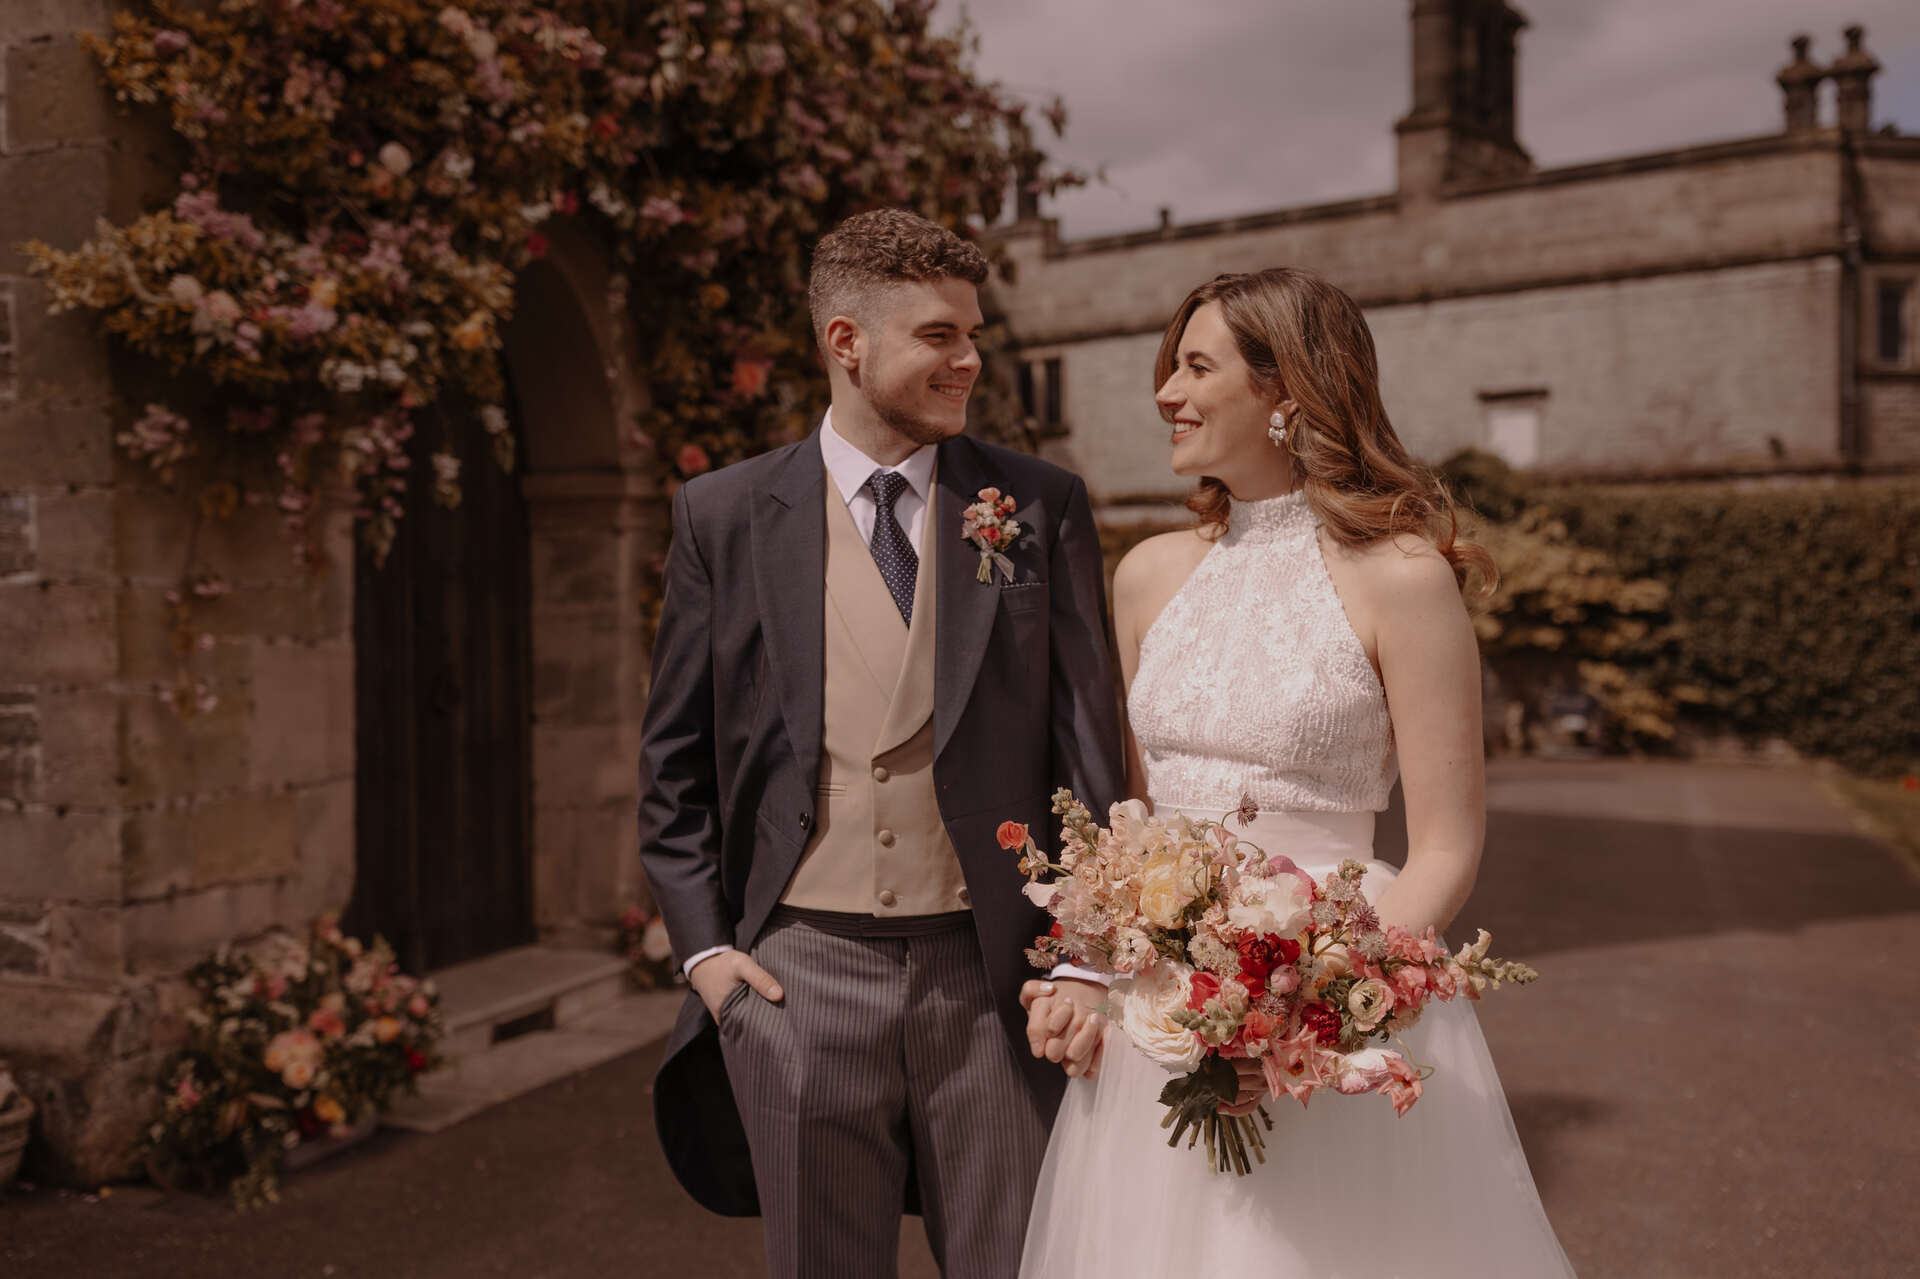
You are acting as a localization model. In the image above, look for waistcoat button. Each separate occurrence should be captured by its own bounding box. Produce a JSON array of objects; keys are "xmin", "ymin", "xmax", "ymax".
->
[
  {"xmin": 872, "ymin": 765, "xmax": 889, "ymax": 782},
  {"xmin": 876, "ymin": 828, "xmax": 895, "ymax": 847},
  {"xmin": 878, "ymin": 889, "xmax": 898, "ymax": 908}
]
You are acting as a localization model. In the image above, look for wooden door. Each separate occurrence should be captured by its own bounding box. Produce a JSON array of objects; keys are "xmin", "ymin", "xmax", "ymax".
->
[{"xmin": 345, "ymin": 417, "xmax": 534, "ymax": 974}]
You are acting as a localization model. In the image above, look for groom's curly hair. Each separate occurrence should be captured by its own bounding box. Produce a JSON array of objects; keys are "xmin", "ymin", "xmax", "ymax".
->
[{"xmin": 808, "ymin": 208, "xmax": 989, "ymax": 345}]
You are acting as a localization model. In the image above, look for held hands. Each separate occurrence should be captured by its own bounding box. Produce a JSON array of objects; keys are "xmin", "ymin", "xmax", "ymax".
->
[
  {"xmin": 1019, "ymin": 979, "xmax": 1107, "ymax": 1080},
  {"xmin": 688, "ymin": 949, "xmax": 784, "ymax": 1019}
]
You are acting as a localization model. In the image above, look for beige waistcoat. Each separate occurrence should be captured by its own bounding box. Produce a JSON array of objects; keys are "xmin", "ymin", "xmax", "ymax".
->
[{"xmin": 780, "ymin": 471, "xmax": 970, "ymax": 916}]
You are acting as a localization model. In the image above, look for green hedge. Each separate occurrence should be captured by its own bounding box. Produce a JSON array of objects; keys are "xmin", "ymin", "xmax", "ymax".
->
[{"xmin": 1530, "ymin": 475, "xmax": 1920, "ymax": 775}]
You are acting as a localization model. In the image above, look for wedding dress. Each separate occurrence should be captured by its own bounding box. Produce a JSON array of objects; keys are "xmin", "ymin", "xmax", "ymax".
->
[{"xmin": 1019, "ymin": 491, "xmax": 1576, "ymax": 1277}]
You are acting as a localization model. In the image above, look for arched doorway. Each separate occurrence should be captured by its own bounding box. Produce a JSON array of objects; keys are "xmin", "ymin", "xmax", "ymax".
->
[
  {"xmin": 345, "ymin": 392, "xmax": 535, "ymax": 974},
  {"xmin": 345, "ymin": 219, "xmax": 663, "ymax": 974}
]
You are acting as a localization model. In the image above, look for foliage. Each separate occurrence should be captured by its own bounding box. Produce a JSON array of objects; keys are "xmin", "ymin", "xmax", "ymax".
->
[
  {"xmin": 1539, "ymin": 475, "xmax": 1920, "ymax": 775},
  {"xmin": 1441, "ymin": 450, "xmax": 1920, "ymax": 772},
  {"xmin": 142, "ymin": 918, "xmax": 444, "ymax": 1208},
  {"xmin": 1466, "ymin": 501, "xmax": 1694, "ymax": 750},
  {"xmin": 25, "ymin": 0, "xmax": 1071, "ymax": 710}
]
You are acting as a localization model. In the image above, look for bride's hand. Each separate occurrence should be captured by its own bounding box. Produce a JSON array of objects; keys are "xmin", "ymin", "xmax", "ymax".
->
[{"xmin": 1216, "ymin": 1057, "xmax": 1266, "ymax": 1116}]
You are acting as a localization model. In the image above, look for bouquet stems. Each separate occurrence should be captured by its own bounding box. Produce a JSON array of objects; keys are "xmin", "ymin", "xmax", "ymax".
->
[{"xmin": 1160, "ymin": 1103, "xmax": 1273, "ymax": 1176}]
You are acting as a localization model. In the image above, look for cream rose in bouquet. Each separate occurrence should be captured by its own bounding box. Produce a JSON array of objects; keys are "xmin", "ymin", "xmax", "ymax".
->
[{"xmin": 1005, "ymin": 790, "xmax": 1539, "ymax": 1175}]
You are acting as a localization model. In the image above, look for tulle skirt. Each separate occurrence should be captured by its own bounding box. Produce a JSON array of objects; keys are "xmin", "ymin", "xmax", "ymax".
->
[{"xmin": 1018, "ymin": 808, "xmax": 1576, "ymax": 1278}]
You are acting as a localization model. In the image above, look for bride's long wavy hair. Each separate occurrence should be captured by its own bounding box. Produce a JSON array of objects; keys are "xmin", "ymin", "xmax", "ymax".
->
[{"xmin": 1156, "ymin": 268, "xmax": 1495, "ymax": 599}]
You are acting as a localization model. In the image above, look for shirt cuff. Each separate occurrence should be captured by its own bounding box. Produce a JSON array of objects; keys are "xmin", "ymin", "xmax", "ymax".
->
[
  {"xmin": 1047, "ymin": 963, "xmax": 1111, "ymax": 986},
  {"xmin": 682, "ymin": 943, "xmax": 735, "ymax": 977}
]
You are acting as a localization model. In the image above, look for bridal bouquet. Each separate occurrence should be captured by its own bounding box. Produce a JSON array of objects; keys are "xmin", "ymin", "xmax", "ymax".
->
[{"xmin": 1004, "ymin": 790, "xmax": 1538, "ymax": 1175}]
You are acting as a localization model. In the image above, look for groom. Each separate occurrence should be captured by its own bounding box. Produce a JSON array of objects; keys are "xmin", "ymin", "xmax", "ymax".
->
[{"xmin": 638, "ymin": 207, "xmax": 1126, "ymax": 1275}]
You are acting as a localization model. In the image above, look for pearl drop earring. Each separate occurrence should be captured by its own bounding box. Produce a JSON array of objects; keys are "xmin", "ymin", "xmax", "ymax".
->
[{"xmin": 1267, "ymin": 410, "xmax": 1289, "ymax": 447}]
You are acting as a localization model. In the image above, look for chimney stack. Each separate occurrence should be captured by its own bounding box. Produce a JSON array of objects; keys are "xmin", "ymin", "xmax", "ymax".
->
[
  {"xmin": 1830, "ymin": 25, "xmax": 1880, "ymax": 135},
  {"xmin": 1394, "ymin": 0, "xmax": 1534, "ymax": 196},
  {"xmin": 1775, "ymin": 35, "xmax": 1823, "ymax": 134}
]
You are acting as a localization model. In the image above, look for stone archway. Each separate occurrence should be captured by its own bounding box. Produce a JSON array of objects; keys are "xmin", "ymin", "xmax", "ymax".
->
[{"xmin": 503, "ymin": 218, "xmax": 666, "ymax": 948}]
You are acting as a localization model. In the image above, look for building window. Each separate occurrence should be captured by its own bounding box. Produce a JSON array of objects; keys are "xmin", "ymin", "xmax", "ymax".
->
[
  {"xmin": 1878, "ymin": 280, "xmax": 1910, "ymax": 366},
  {"xmin": 1018, "ymin": 356, "xmax": 1067, "ymax": 437},
  {"xmin": 1479, "ymin": 388, "xmax": 1547, "ymax": 469}
]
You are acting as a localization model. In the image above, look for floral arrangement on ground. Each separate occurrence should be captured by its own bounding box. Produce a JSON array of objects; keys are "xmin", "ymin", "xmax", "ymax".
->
[
  {"xmin": 143, "ymin": 917, "xmax": 444, "ymax": 1208},
  {"xmin": 617, "ymin": 902, "xmax": 679, "ymax": 990}
]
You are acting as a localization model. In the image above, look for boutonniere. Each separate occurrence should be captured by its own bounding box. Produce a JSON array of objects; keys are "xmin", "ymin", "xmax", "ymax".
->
[{"xmin": 961, "ymin": 487, "xmax": 1021, "ymax": 584}]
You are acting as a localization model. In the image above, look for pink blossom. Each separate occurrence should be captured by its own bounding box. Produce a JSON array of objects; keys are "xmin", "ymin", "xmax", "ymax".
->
[
  {"xmin": 676, "ymin": 442, "xmax": 711, "ymax": 476},
  {"xmin": 1327, "ymin": 1046, "xmax": 1399, "ymax": 1096},
  {"xmin": 152, "ymin": 29, "xmax": 190, "ymax": 55},
  {"xmin": 174, "ymin": 1076, "xmax": 201, "ymax": 1109},
  {"xmin": 1262, "ymin": 1024, "xmax": 1327, "ymax": 1108},
  {"xmin": 640, "ymin": 196, "xmax": 687, "ymax": 225},
  {"xmin": 730, "ymin": 357, "xmax": 772, "ymax": 398},
  {"xmin": 1384, "ymin": 1053, "xmax": 1424, "ymax": 1116}
]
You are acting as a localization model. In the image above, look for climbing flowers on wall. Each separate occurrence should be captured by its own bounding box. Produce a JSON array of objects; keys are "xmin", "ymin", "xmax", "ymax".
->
[{"xmin": 26, "ymin": 0, "xmax": 1073, "ymax": 713}]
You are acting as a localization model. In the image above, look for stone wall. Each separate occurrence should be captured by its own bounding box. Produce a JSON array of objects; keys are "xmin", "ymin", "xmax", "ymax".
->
[{"xmin": 0, "ymin": 1, "xmax": 357, "ymax": 1185}]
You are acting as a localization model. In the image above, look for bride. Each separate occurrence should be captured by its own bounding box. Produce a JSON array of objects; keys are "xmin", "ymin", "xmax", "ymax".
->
[{"xmin": 1017, "ymin": 268, "xmax": 1576, "ymax": 1276}]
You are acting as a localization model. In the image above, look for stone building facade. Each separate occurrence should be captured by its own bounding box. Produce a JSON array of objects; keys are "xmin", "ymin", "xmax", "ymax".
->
[
  {"xmin": 990, "ymin": 4, "xmax": 1920, "ymax": 521},
  {"xmin": 1, "ymin": 2, "xmax": 665, "ymax": 1183}
]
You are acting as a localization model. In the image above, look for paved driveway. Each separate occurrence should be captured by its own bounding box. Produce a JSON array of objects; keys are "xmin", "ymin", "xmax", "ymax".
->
[{"xmin": 5, "ymin": 760, "xmax": 1916, "ymax": 1278}]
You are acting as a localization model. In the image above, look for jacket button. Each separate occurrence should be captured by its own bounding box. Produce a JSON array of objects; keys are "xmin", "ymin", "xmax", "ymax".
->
[
  {"xmin": 957, "ymin": 887, "xmax": 971, "ymax": 906},
  {"xmin": 872, "ymin": 765, "xmax": 889, "ymax": 783},
  {"xmin": 878, "ymin": 889, "xmax": 898, "ymax": 908},
  {"xmin": 798, "ymin": 813, "xmax": 811, "ymax": 830},
  {"xmin": 876, "ymin": 828, "xmax": 895, "ymax": 847}
]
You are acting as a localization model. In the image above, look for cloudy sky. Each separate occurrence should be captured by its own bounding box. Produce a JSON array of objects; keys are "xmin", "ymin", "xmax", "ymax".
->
[{"xmin": 938, "ymin": 0, "xmax": 1920, "ymax": 240}]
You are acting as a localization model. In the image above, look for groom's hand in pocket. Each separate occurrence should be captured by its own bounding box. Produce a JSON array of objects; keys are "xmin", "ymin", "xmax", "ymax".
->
[
  {"xmin": 688, "ymin": 950, "xmax": 784, "ymax": 1020},
  {"xmin": 1020, "ymin": 979, "xmax": 1107, "ymax": 1080}
]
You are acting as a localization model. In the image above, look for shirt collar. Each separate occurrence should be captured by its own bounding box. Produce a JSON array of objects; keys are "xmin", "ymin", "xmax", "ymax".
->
[{"xmin": 819, "ymin": 408, "xmax": 937, "ymax": 507}]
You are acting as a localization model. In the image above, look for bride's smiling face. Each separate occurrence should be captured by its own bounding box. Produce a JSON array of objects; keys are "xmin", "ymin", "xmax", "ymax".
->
[{"xmin": 1154, "ymin": 302, "xmax": 1285, "ymax": 491}]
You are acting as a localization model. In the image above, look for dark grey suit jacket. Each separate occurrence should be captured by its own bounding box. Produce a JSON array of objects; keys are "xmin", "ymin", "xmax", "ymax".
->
[{"xmin": 637, "ymin": 428, "xmax": 1125, "ymax": 1217}]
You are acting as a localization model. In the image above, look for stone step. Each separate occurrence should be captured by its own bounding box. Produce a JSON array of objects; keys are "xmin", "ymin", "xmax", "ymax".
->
[
  {"xmin": 429, "ymin": 945, "xmax": 634, "ymax": 1060},
  {"xmin": 383, "ymin": 988, "xmax": 685, "ymax": 1134}
]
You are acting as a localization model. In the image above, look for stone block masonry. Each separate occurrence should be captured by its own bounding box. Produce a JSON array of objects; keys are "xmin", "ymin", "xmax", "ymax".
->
[{"xmin": 0, "ymin": 3, "xmax": 359, "ymax": 1187}]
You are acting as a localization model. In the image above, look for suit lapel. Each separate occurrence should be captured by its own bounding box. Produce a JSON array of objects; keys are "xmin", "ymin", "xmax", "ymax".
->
[
  {"xmin": 752, "ymin": 434, "xmax": 826, "ymax": 788},
  {"xmin": 933, "ymin": 436, "xmax": 1001, "ymax": 760}
]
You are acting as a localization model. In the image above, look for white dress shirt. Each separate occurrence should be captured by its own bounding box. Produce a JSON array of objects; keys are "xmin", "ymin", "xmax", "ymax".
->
[{"xmin": 818, "ymin": 407, "xmax": 935, "ymax": 555}]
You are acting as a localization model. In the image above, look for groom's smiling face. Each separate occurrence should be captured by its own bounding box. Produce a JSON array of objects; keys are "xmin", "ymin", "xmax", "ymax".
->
[{"xmin": 851, "ymin": 276, "xmax": 984, "ymax": 447}]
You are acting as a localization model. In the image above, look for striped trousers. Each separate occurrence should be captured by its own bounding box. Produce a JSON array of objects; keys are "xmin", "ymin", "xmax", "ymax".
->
[{"xmin": 716, "ymin": 908, "xmax": 1050, "ymax": 1278}]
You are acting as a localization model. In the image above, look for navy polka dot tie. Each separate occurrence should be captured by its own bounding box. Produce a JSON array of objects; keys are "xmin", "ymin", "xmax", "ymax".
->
[{"xmin": 865, "ymin": 469, "xmax": 917, "ymax": 626}]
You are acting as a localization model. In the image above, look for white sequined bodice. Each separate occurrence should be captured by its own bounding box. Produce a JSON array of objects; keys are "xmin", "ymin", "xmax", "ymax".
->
[{"xmin": 1128, "ymin": 491, "xmax": 1396, "ymax": 814}]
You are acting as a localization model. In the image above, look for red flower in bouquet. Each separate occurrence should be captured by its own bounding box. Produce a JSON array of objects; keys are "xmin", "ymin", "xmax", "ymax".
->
[{"xmin": 1300, "ymin": 1002, "xmax": 1343, "ymax": 1046}]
